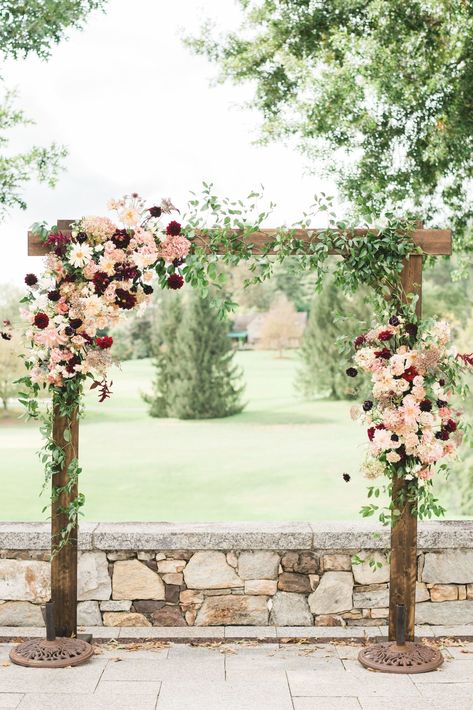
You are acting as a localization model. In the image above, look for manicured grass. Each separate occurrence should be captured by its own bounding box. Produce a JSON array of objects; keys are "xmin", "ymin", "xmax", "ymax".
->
[{"xmin": 1, "ymin": 351, "xmax": 375, "ymax": 521}]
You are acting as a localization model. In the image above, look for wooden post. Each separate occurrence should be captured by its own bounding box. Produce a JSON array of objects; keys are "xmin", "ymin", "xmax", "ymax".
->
[
  {"xmin": 388, "ymin": 253, "xmax": 423, "ymax": 642},
  {"xmin": 51, "ymin": 402, "xmax": 79, "ymax": 637}
]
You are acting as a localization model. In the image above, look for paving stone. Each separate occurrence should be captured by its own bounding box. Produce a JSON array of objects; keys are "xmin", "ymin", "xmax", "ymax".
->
[
  {"xmin": 16, "ymin": 694, "xmax": 157, "ymax": 710},
  {"xmin": 237, "ymin": 551, "xmax": 280, "ymax": 581},
  {"xmin": 270, "ymin": 592, "xmax": 313, "ymax": 626},
  {"xmin": 77, "ymin": 552, "xmax": 111, "ymax": 601},
  {"xmin": 294, "ymin": 700, "xmax": 361, "ymax": 710},
  {"xmin": 184, "ymin": 552, "xmax": 242, "ymax": 589},
  {"xmin": 0, "ymin": 659, "xmax": 107, "ymax": 693},
  {"xmin": 95, "ymin": 680, "xmax": 162, "ymax": 695},
  {"xmin": 155, "ymin": 677, "xmax": 293, "ymax": 710},
  {"xmin": 224, "ymin": 626, "xmax": 277, "ymax": 639},
  {"xmin": 117, "ymin": 626, "xmax": 224, "ymax": 638},
  {"xmin": 101, "ymin": 656, "xmax": 224, "ymax": 682},
  {"xmin": 287, "ymin": 668, "xmax": 421, "ymax": 697},
  {"xmin": 0, "ymin": 694, "xmax": 23, "ymax": 709}
]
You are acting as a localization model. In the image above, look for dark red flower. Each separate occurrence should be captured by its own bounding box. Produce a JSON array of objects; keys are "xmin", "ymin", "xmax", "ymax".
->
[
  {"xmin": 342, "ymin": 473, "xmax": 351, "ymax": 482},
  {"xmin": 401, "ymin": 366, "xmax": 418, "ymax": 382},
  {"xmin": 115, "ymin": 288, "xmax": 137, "ymax": 309},
  {"xmin": 65, "ymin": 326, "xmax": 74, "ymax": 336},
  {"xmin": 389, "ymin": 316, "xmax": 400, "ymax": 326},
  {"xmin": 436, "ymin": 430, "xmax": 449, "ymax": 441},
  {"xmin": 420, "ymin": 399, "xmax": 432, "ymax": 412},
  {"xmin": 354, "ymin": 334, "xmax": 366, "ymax": 347},
  {"xmin": 374, "ymin": 348, "xmax": 391, "ymax": 360},
  {"xmin": 142, "ymin": 284, "xmax": 154, "ymax": 295},
  {"xmin": 34, "ymin": 312, "xmax": 49, "ymax": 329},
  {"xmin": 149, "ymin": 206, "xmax": 162, "ymax": 218},
  {"xmin": 114, "ymin": 262, "xmax": 139, "ymax": 281},
  {"xmin": 1, "ymin": 332, "xmax": 11, "ymax": 341},
  {"xmin": 166, "ymin": 220, "xmax": 181, "ymax": 236},
  {"xmin": 367, "ymin": 427, "xmax": 375, "ymax": 441},
  {"xmin": 378, "ymin": 330, "xmax": 393, "ymax": 341},
  {"xmin": 167, "ymin": 273, "xmax": 184, "ymax": 290},
  {"xmin": 93, "ymin": 271, "xmax": 111, "ymax": 295},
  {"xmin": 437, "ymin": 399, "xmax": 448, "ymax": 408},
  {"xmin": 25, "ymin": 273, "xmax": 38, "ymax": 286},
  {"xmin": 445, "ymin": 419, "xmax": 457, "ymax": 433},
  {"xmin": 69, "ymin": 318, "xmax": 83, "ymax": 330},
  {"xmin": 363, "ymin": 400, "xmax": 373, "ymax": 411},
  {"xmin": 46, "ymin": 231, "xmax": 71, "ymax": 251},
  {"xmin": 405, "ymin": 323, "xmax": 418, "ymax": 339},
  {"xmin": 76, "ymin": 232, "xmax": 88, "ymax": 244},
  {"xmin": 96, "ymin": 335, "xmax": 113, "ymax": 349},
  {"xmin": 47, "ymin": 290, "xmax": 60, "ymax": 302},
  {"xmin": 111, "ymin": 229, "xmax": 131, "ymax": 249}
]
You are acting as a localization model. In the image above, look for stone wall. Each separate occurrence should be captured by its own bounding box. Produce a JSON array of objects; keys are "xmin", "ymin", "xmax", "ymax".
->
[{"xmin": 1, "ymin": 521, "xmax": 473, "ymax": 627}]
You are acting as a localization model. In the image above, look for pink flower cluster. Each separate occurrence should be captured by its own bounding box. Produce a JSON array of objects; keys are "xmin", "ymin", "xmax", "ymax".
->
[
  {"xmin": 23, "ymin": 195, "xmax": 190, "ymax": 394},
  {"xmin": 349, "ymin": 317, "xmax": 463, "ymax": 486}
]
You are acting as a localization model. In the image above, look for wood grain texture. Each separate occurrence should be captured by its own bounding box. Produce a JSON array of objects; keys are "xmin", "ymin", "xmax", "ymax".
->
[
  {"xmin": 28, "ymin": 226, "xmax": 452, "ymax": 256},
  {"xmin": 388, "ymin": 253, "xmax": 423, "ymax": 642},
  {"xmin": 51, "ymin": 404, "xmax": 79, "ymax": 638}
]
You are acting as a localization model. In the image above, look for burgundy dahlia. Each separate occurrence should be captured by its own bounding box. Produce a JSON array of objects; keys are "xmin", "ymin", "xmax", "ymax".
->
[
  {"xmin": 25, "ymin": 273, "xmax": 38, "ymax": 286},
  {"xmin": 111, "ymin": 229, "xmax": 131, "ymax": 249},
  {"xmin": 420, "ymin": 399, "xmax": 432, "ymax": 412},
  {"xmin": 378, "ymin": 330, "xmax": 393, "ymax": 341},
  {"xmin": 69, "ymin": 318, "xmax": 83, "ymax": 330},
  {"xmin": 34, "ymin": 312, "xmax": 49, "ymax": 329},
  {"xmin": 401, "ymin": 366, "xmax": 418, "ymax": 382},
  {"xmin": 114, "ymin": 262, "xmax": 139, "ymax": 281},
  {"xmin": 437, "ymin": 399, "xmax": 448, "ymax": 408},
  {"xmin": 149, "ymin": 206, "xmax": 162, "ymax": 218},
  {"xmin": 47, "ymin": 290, "xmax": 60, "ymax": 302},
  {"xmin": 405, "ymin": 323, "xmax": 418, "ymax": 339},
  {"xmin": 354, "ymin": 334, "xmax": 366, "ymax": 348},
  {"xmin": 96, "ymin": 335, "xmax": 113, "ymax": 349},
  {"xmin": 93, "ymin": 271, "xmax": 111, "ymax": 295},
  {"xmin": 167, "ymin": 273, "xmax": 184, "ymax": 290},
  {"xmin": 64, "ymin": 326, "xmax": 74, "ymax": 336},
  {"xmin": 435, "ymin": 430, "xmax": 449, "ymax": 441},
  {"xmin": 445, "ymin": 419, "xmax": 457, "ymax": 433},
  {"xmin": 367, "ymin": 427, "xmax": 375, "ymax": 441},
  {"xmin": 142, "ymin": 284, "xmax": 154, "ymax": 295},
  {"xmin": 76, "ymin": 232, "xmax": 88, "ymax": 244},
  {"xmin": 115, "ymin": 288, "xmax": 137, "ymax": 309},
  {"xmin": 389, "ymin": 316, "xmax": 400, "ymax": 326},
  {"xmin": 363, "ymin": 400, "xmax": 373, "ymax": 412},
  {"xmin": 166, "ymin": 220, "xmax": 181, "ymax": 236},
  {"xmin": 345, "ymin": 367, "xmax": 358, "ymax": 378},
  {"xmin": 374, "ymin": 348, "xmax": 391, "ymax": 360}
]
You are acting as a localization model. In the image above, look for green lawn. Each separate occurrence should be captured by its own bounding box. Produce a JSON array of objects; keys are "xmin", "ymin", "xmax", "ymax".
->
[{"xmin": 1, "ymin": 351, "xmax": 379, "ymax": 521}]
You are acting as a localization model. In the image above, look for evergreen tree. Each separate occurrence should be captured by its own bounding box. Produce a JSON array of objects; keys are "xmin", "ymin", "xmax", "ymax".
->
[
  {"xmin": 169, "ymin": 294, "xmax": 244, "ymax": 419},
  {"xmin": 143, "ymin": 295, "xmax": 183, "ymax": 418},
  {"xmin": 296, "ymin": 280, "xmax": 370, "ymax": 400}
]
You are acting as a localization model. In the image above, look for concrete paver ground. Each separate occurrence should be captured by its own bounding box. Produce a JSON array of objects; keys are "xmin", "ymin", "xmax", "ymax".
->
[{"xmin": 1, "ymin": 634, "xmax": 473, "ymax": 709}]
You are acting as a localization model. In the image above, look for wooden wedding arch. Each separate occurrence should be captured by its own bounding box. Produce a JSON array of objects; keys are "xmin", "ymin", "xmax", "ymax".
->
[{"xmin": 25, "ymin": 220, "xmax": 452, "ymax": 669}]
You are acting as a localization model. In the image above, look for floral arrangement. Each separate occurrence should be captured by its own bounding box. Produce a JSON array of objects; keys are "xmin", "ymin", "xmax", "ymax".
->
[
  {"xmin": 21, "ymin": 194, "xmax": 190, "ymax": 398},
  {"xmin": 347, "ymin": 315, "xmax": 470, "ymax": 521}
]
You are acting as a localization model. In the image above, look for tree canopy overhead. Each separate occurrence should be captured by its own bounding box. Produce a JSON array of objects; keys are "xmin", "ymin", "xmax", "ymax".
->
[{"xmin": 187, "ymin": 1, "xmax": 473, "ymax": 249}]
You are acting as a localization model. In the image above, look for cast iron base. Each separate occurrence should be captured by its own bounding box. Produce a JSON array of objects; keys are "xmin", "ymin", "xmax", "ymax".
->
[
  {"xmin": 358, "ymin": 641, "xmax": 443, "ymax": 674},
  {"xmin": 9, "ymin": 637, "xmax": 94, "ymax": 668}
]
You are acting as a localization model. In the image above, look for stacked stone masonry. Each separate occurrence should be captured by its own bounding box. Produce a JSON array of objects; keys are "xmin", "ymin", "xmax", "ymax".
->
[{"xmin": 1, "ymin": 521, "xmax": 473, "ymax": 627}]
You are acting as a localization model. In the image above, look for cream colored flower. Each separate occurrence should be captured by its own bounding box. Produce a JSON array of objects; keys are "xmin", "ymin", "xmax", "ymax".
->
[
  {"xmin": 120, "ymin": 207, "xmax": 140, "ymax": 226},
  {"xmin": 69, "ymin": 243, "xmax": 93, "ymax": 268}
]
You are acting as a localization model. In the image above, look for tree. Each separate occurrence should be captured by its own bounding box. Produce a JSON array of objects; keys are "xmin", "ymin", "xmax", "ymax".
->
[
  {"xmin": 0, "ymin": 282, "xmax": 24, "ymax": 412},
  {"xmin": 296, "ymin": 279, "xmax": 370, "ymax": 400},
  {"xmin": 0, "ymin": 1, "xmax": 106, "ymax": 218},
  {"xmin": 0, "ymin": 331, "xmax": 23, "ymax": 412},
  {"xmin": 187, "ymin": 2, "xmax": 473, "ymax": 248},
  {"xmin": 146, "ymin": 293, "xmax": 244, "ymax": 420},
  {"xmin": 258, "ymin": 293, "xmax": 304, "ymax": 356},
  {"xmin": 143, "ymin": 294, "xmax": 183, "ymax": 418}
]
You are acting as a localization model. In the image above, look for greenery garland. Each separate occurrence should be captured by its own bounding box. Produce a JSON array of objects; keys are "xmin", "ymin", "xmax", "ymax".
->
[{"xmin": 10, "ymin": 185, "xmax": 464, "ymax": 551}]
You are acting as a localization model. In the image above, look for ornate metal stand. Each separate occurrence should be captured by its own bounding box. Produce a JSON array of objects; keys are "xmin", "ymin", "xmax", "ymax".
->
[
  {"xmin": 358, "ymin": 641, "xmax": 443, "ymax": 674},
  {"xmin": 9, "ymin": 602, "xmax": 94, "ymax": 669},
  {"xmin": 358, "ymin": 604, "xmax": 443, "ymax": 674}
]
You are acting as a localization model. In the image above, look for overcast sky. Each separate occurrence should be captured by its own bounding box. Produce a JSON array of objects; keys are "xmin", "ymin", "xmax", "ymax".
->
[{"xmin": 0, "ymin": 0, "xmax": 336, "ymax": 286}]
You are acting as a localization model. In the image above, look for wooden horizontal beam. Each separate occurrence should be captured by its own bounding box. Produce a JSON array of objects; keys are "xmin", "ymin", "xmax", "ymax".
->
[{"xmin": 28, "ymin": 223, "xmax": 452, "ymax": 257}]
